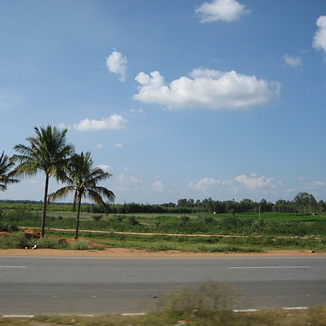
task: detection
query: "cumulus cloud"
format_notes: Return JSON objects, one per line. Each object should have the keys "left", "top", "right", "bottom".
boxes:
{"left": 114, "top": 143, "right": 123, "bottom": 148}
{"left": 234, "top": 173, "right": 274, "bottom": 189}
{"left": 133, "top": 68, "right": 280, "bottom": 110}
{"left": 96, "top": 164, "right": 111, "bottom": 173}
{"left": 152, "top": 180, "right": 164, "bottom": 192}
{"left": 72, "top": 114, "right": 128, "bottom": 131}
{"left": 188, "top": 177, "right": 219, "bottom": 191}
{"left": 284, "top": 54, "right": 302, "bottom": 67}
{"left": 195, "top": 0, "right": 249, "bottom": 23}
{"left": 116, "top": 173, "right": 144, "bottom": 191}
{"left": 106, "top": 50, "right": 128, "bottom": 81}
{"left": 189, "top": 173, "right": 277, "bottom": 194}
{"left": 313, "top": 16, "right": 326, "bottom": 60}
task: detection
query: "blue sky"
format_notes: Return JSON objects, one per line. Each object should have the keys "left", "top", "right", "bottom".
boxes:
{"left": 1, "top": 0, "right": 326, "bottom": 204}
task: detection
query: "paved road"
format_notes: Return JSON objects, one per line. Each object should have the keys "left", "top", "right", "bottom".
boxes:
{"left": 0, "top": 255, "right": 325, "bottom": 315}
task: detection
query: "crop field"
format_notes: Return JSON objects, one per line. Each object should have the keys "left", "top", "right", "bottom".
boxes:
{"left": 1, "top": 202, "right": 326, "bottom": 253}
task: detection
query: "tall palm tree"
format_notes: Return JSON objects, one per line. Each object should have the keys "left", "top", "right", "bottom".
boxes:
{"left": 0, "top": 151, "right": 20, "bottom": 191}
{"left": 49, "top": 152, "right": 115, "bottom": 240}
{"left": 12, "top": 125, "right": 74, "bottom": 237}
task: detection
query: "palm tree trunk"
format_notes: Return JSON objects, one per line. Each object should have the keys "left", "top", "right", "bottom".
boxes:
{"left": 41, "top": 174, "right": 49, "bottom": 238}
{"left": 74, "top": 193, "right": 82, "bottom": 240}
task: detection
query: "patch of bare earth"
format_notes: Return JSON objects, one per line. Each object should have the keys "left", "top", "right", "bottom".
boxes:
{"left": 0, "top": 247, "right": 325, "bottom": 257}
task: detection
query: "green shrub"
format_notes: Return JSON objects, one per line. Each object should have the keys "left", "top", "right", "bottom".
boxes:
{"left": 70, "top": 240, "right": 89, "bottom": 250}
{"left": 35, "top": 237, "right": 59, "bottom": 249}
{"left": 161, "top": 281, "right": 234, "bottom": 321}
{"left": 148, "top": 242, "right": 177, "bottom": 251}
{"left": 0, "top": 232, "right": 30, "bottom": 249}
{"left": 92, "top": 215, "right": 103, "bottom": 221}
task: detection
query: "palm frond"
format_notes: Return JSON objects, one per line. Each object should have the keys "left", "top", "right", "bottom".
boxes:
{"left": 86, "top": 189, "right": 109, "bottom": 213}
{"left": 0, "top": 151, "right": 20, "bottom": 190}
{"left": 94, "top": 186, "right": 115, "bottom": 202}
{"left": 48, "top": 186, "right": 75, "bottom": 202}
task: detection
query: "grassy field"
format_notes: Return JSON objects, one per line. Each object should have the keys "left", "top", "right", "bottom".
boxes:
{"left": 1, "top": 206, "right": 326, "bottom": 252}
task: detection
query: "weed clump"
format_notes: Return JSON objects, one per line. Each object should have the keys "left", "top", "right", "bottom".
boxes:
{"left": 70, "top": 240, "right": 89, "bottom": 250}
{"left": 160, "top": 281, "right": 234, "bottom": 322}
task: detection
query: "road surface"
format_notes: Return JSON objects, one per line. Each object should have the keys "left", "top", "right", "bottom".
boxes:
{"left": 0, "top": 255, "right": 325, "bottom": 315}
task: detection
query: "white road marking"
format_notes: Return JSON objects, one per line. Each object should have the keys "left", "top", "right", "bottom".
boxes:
{"left": 229, "top": 266, "right": 309, "bottom": 269}
{"left": 282, "top": 307, "right": 308, "bottom": 310}
{"left": 233, "top": 309, "right": 259, "bottom": 313}
{"left": 2, "top": 315, "right": 35, "bottom": 318}
{"left": 0, "top": 266, "right": 27, "bottom": 268}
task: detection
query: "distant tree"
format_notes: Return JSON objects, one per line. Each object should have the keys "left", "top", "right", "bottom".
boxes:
{"left": 177, "top": 198, "right": 188, "bottom": 207}
{"left": 187, "top": 198, "right": 195, "bottom": 207}
{"left": 12, "top": 125, "right": 74, "bottom": 237}
{"left": 274, "top": 199, "right": 294, "bottom": 213}
{"left": 293, "top": 192, "right": 317, "bottom": 214}
{"left": 239, "top": 198, "right": 255, "bottom": 212}
{"left": 0, "top": 151, "right": 20, "bottom": 191}
{"left": 258, "top": 199, "right": 273, "bottom": 213}
{"left": 317, "top": 200, "right": 326, "bottom": 213}
{"left": 49, "top": 152, "right": 115, "bottom": 239}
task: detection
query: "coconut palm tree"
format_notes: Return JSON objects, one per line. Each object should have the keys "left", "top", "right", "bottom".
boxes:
{"left": 49, "top": 152, "right": 115, "bottom": 240}
{"left": 0, "top": 151, "right": 20, "bottom": 191}
{"left": 12, "top": 125, "right": 74, "bottom": 237}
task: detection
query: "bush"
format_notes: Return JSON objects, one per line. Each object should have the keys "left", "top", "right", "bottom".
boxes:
{"left": 70, "top": 240, "right": 89, "bottom": 250}
{"left": 0, "top": 232, "right": 30, "bottom": 249}
{"left": 35, "top": 237, "right": 59, "bottom": 249}
{"left": 148, "top": 242, "right": 177, "bottom": 251}
{"left": 92, "top": 215, "right": 103, "bottom": 221}
{"left": 161, "top": 281, "right": 234, "bottom": 321}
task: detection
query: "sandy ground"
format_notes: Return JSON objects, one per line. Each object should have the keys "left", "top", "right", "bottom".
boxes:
{"left": 1, "top": 248, "right": 326, "bottom": 258}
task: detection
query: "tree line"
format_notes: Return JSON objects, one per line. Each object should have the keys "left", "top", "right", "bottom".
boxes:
{"left": 83, "top": 191, "right": 323, "bottom": 215}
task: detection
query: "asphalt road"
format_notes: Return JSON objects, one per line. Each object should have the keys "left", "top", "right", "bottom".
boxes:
{"left": 0, "top": 255, "right": 325, "bottom": 315}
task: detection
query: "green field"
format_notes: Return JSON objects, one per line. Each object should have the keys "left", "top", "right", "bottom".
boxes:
{"left": 1, "top": 203, "right": 326, "bottom": 253}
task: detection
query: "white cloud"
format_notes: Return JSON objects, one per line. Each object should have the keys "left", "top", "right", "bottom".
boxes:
{"left": 133, "top": 68, "right": 280, "bottom": 110}
{"left": 130, "top": 108, "right": 145, "bottom": 116}
{"left": 152, "top": 180, "right": 164, "bottom": 192}
{"left": 313, "top": 15, "right": 326, "bottom": 60}
{"left": 72, "top": 114, "right": 128, "bottom": 131}
{"left": 95, "top": 144, "right": 104, "bottom": 149}
{"left": 189, "top": 173, "right": 277, "bottom": 194}
{"left": 234, "top": 173, "right": 274, "bottom": 189}
{"left": 188, "top": 177, "right": 219, "bottom": 191}
{"left": 284, "top": 54, "right": 302, "bottom": 67}
{"left": 195, "top": 0, "right": 249, "bottom": 23}
{"left": 96, "top": 164, "right": 111, "bottom": 173}
{"left": 130, "top": 176, "right": 144, "bottom": 184}
{"left": 114, "top": 143, "right": 123, "bottom": 148}
{"left": 106, "top": 50, "right": 128, "bottom": 81}
{"left": 116, "top": 173, "right": 144, "bottom": 191}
